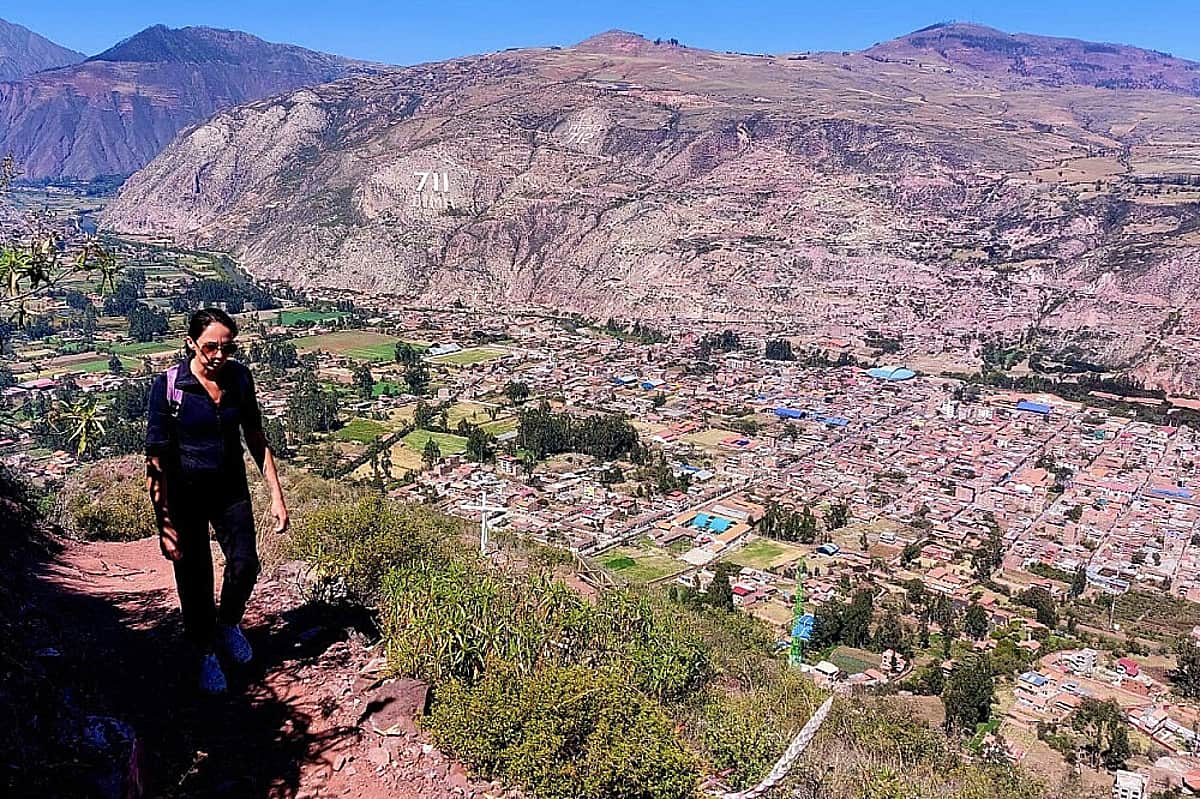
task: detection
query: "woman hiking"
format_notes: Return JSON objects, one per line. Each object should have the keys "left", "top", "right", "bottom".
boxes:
{"left": 145, "top": 307, "right": 289, "bottom": 694}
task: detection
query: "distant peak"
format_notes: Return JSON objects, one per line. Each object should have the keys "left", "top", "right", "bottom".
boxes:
{"left": 87, "top": 24, "right": 301, "bottom": 65}
{"left": 573, "top": 30, "right": 678, "bottom": 55}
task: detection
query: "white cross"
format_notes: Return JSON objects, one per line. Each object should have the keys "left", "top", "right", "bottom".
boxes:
{"left": 460, "top": 490, "right": 507, "bottom": 556}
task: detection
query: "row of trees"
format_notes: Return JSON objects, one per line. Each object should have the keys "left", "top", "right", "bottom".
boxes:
{"left": 757, "top": 500, "right": 850, "bottom": 543}
{"left": 516, "top": 403, "right": 640, "bottom": 461}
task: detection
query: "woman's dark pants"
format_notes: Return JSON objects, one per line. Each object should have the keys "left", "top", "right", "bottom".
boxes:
{"left": 171, "top": 492, "right": 260, "bottom": 649}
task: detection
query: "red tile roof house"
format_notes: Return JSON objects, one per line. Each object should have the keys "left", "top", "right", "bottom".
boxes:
{"left": 1117, "top": 658, "right": 1141, "bottom": 678}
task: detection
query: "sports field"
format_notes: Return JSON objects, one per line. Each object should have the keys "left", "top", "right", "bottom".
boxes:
{"left": 428, "top": 347, "right": 507, "bottom": 366}
{"left": 294, "top": 331, "right": 401, "bottom": 362}
{"left": 277, "top": 309, "right": 348, "bottom": 325}
{"left": 403, "top": 429, "right": 468, "bottom": 455}
{"left": 333, "top": 418, "right": 392, "bottom": 444}
{"left": 683, "top": 428, "right": 743, "bottom": 449}
{"left": 727, "top": 536, "right": 807, "bottom": 570}
{"left": 105, "top": 340, "right": 182, "bottom": 357}
{"left": 597, "top": 543, "right": 687, "bottom": 585}
{"left": 829, "top": 646, "right": 879, "bottom": 676}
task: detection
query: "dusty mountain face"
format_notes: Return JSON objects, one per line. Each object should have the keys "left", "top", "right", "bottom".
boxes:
{"left": 105, "top": 28, "right": 1200, "bottom": 390}
{"left": 0, "top": 25, "right": 385, "bottom": 180}
{"left": 868, "top": 22, "right": 1200, "bottom": 96}
{"left": 0, "top": 18, "right": 82, "bottom": 81}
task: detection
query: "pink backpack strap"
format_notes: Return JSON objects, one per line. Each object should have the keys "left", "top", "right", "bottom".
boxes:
{"left": 166, "top": 364, "right": 184, "bottom": 415}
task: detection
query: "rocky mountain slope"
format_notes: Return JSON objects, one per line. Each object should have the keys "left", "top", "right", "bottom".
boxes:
{"left": 867, "top": 22, "right": 1200, "bottom": 96}
{"left": 0, "top": 18, "right": 82, "bottom": 81}
{"left": 104, "top": 26, "right": 1200, "bottom": 390}
{"left": 0, "top": 25, "right": 386, "bottom": 181}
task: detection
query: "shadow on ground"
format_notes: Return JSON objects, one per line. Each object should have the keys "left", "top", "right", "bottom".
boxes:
{"left": 3, "top": 531, "right": 373, "bottom": 798}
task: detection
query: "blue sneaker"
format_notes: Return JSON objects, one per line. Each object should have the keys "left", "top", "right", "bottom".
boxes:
{"left": 199, "top": 653, "right": 227, "bottom": 695}
{"left": 217, "top": 624, "right": 253, "bottom": 665}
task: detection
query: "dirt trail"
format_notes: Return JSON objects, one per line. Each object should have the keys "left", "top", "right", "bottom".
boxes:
{"left": 25, "top": 536, "right": 510, "bottom": 799}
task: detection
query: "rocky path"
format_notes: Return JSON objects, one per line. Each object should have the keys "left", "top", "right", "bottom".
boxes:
{"left": 26, "top": 536, "right": 512, "bottom": 799}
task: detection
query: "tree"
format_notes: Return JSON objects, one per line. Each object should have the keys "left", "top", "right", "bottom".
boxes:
{"left": 842, "top": 588, "right": 874, "bottom": 648}
{"left": 905, "top": 578, "right": 926, "bottom": 607}
{"left": 404, "top": 361, "right": 430, "bottom": 396}
{"left": 0, "top": 364, "right": 14, "bottom": 388}
{"left": 286, "top": 369, "right": 340, "bottom": 440}
{"left": 503, "top": 380, "right": 530, "bottom": 405}
{"left": 1070, "top": 566, "right": 1087, "bottom": 598}
{"left": 901, "top": 540, "right": 922, "bottom": 566}
{"left": 127, "top": 304, "right": 168, "bottom": 342}
{"left": 352, "top": 363, "right": 375, "bottom": 401}
{"left": 263, "top": 416, "right": 291, "bottom": 459}
{"left": 823, "top": 501, "right": 850, "bottom": 531}
{"left": 942, "top": 654, "right": 994, "bottom": 732}
{"left": 964, "top": 603, "right": 989, "bottom": 640}
{"left": 466, "top": 426, "right": 495, "bottom": 463}
{"left": 107, "top": 354, "right": 123, "bottom": 375}
{"left": 1017, "top": 586, "right": 1058, "bottom": 629}
{"left": 764, "top": 339, "right": 795, "bottom": 361}
{"left": 394, "top": 341, "right": 422, "bottom": 364}
{"left": 422, "top": 437, "right": 442, "bottom": 468}
{"left": 1071, "top": 698, "right": 1130, "bottom": 771}
{"left": 872, "top": 608, "right": 906, "bottom": 654}
{"left": 706, "top": 562, "right": 738, "bottom": 612}
{"left": 972, "top": 516, "right": 1005, "bottom": 582}
{"left": 1172, "top": 636, "right": 1200, "bottom": 698}
{"left": 413, "top": 401, "right": 437, "bottom": 430}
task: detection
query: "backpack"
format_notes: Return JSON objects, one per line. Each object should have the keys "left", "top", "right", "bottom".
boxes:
{"left": 165, "top": 363, "right": 186, "bottom": 417}
{"left": 164, "top": 362, "right": 251, "bottom": 417}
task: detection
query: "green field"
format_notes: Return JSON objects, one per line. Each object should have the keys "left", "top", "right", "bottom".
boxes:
{"left": 372, "top": 380, "right": 408, "bottom": 398}
{"left": 727, "top": 536, "right": 807, "bottom": 570}
{"left": 276, "top": 309, "right": 349, "bottom": 326}
{"left": 403, "top": 429, "right": 468, "bottom": 455}
{"left": 333, "top": 418, "right": 392, "bottom": 443}
{"left": 829, "top": 646, "right": 879, "bottom": 676}
{"left": 295, "top": 331, "right": 401, "bottom": 362}
{"left": 482, "top": 417, "right": 519, "bottom": 436}
{"left": 64, "top": 355, "right": 141, "bottom": 375}
{"left": 104, "top": 340, "right": 182, "bottom": 357}
{"left": 429, "top": 347, "right": 507, "bottom": 366}
{"left": 598, "top": 543, "right": 686, "bottom": 585}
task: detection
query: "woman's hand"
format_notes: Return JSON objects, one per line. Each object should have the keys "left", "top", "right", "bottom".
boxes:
{"left": 271, "top": 496, "right": 289, "bottom": 534}
{"left": 160, "top": 523, "right": 183, "bottom": 561}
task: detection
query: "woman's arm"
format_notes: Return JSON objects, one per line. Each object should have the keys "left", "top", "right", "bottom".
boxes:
{"left": 246, "top": 430, "right": 288, "bottom": 533}
{"left": 146, "top": 455, "right": 182, "bottom": 560}
{"left": 145, "top": 374, "right": 182, "bottom": 560}
{"left": 240, "top": 367, "right": 288, "bottom": 532}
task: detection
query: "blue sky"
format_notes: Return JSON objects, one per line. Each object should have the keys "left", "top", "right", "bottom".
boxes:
{"left": 10, "top": 0, "right": 1200, "bottom": 64}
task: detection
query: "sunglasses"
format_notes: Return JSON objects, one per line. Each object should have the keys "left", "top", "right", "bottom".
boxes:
{"left": 199, "top": 341, "right": 238, "bottom": 356}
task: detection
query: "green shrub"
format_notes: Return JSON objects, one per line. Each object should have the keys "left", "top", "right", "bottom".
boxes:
{"left": 690, "top": 666, "right": 822, "bottom": 788}
{"left": 57, "top": 457, "right": 155, "bottom": 541}
{"left": 285, "top": 495, "right": 461, "bottom": 602}
{"left": 379, "top": 560, "right": 709, "bottom": 701}
{"left": 427, "top": 662, "right": 699, "bottom": 799}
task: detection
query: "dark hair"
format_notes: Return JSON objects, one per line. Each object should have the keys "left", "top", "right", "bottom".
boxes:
{"left": 186, "top": 308, "right": 238, "bottom": 355}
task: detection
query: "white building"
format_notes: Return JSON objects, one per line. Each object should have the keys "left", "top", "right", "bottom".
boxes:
{"left": 1112, "top": 770, "right": 1147, "bottom": 799}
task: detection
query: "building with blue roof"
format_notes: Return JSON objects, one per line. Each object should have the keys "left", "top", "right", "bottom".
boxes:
{"left": 1016, "top": 400, "right": 1052, "bottom": 415}
{"left": 867, "top": 366, "right": 916, "bottom": 381}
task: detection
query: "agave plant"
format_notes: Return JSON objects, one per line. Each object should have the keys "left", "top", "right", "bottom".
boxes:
{"left": 60, "top": 396, "right": 107, "bottom": 457}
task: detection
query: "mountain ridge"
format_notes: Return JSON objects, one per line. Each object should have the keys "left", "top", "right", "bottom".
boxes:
{"left": 0, "top": 24, "right": 388, "bottom": 181}
{"left": 104, "top": 24, "right": 1200, "bottom": 392}
{"left": 0, "top": 18, "right": 84, "bottom": 81}
{"left": 868, "top": 21, "right": 1200, "bottom": 96}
